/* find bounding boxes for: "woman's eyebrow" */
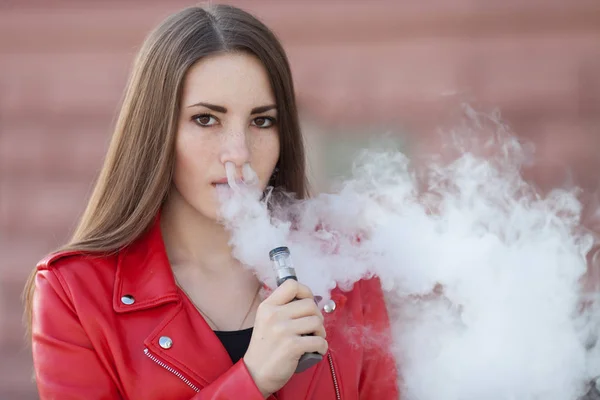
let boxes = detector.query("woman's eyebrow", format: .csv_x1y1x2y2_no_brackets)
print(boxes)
250,105,276,115
187,102,276,115
187,102,227,112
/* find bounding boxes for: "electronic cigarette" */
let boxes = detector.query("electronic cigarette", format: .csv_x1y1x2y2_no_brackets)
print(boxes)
269,246,323,373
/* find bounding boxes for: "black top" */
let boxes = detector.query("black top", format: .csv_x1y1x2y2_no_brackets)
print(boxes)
214,328,253,364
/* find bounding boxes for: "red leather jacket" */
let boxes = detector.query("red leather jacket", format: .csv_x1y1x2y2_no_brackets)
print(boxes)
31,215,399,399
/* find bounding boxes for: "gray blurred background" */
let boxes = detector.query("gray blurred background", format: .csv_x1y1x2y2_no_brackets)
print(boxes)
1,0,600,398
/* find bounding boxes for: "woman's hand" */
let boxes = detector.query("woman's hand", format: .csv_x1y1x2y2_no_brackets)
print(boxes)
243,279,328,397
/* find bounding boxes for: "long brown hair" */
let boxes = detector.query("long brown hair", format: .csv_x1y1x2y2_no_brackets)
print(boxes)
23,4,307,332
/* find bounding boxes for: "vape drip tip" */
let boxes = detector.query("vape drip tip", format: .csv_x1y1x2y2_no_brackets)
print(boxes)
269,246,298,286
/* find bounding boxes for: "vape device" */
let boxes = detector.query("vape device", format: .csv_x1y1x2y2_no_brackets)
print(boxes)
269,246,323,373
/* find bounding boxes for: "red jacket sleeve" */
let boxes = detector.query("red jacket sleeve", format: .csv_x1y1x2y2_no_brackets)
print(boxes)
32,269,123,399
358,277,401,399
31,269,266,400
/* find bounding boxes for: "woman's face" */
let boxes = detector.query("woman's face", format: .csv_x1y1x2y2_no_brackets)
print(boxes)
172,52,280,221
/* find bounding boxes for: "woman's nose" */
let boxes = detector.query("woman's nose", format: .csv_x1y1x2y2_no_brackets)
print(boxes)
219,130,251,168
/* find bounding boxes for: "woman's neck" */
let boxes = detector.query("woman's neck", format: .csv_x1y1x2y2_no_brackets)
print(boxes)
160,188,238,274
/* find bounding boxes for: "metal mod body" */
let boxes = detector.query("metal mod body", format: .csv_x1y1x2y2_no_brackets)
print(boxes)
269,247,323,373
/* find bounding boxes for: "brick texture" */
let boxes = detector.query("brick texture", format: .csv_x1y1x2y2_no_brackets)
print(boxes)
1,1,599,398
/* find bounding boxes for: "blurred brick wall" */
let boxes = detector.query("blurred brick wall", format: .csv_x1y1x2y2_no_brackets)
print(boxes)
1,1,599,398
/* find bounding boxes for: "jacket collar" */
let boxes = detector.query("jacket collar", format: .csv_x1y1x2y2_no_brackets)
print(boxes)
113,213,180,313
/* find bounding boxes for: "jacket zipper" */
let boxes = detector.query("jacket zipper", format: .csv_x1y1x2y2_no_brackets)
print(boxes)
144,348,200,393
327,352,341,400
145,347,339,398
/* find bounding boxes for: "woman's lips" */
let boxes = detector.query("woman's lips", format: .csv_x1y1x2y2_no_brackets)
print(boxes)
212,178,229,184
212,178,244,186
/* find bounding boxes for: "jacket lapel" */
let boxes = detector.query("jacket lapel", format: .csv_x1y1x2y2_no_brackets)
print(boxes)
113,214,233,388
143,301,233,387
112,215,179,313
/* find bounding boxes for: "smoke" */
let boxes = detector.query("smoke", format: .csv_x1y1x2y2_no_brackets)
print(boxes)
217,106,600,400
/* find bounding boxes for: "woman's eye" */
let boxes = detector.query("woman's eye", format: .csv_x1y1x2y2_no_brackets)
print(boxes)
193,114,275,128
193,114,218,127
252,117,276,128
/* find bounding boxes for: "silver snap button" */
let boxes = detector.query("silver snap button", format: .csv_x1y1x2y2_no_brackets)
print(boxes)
323,299,336,314
120,295,135,305
159,336,173,349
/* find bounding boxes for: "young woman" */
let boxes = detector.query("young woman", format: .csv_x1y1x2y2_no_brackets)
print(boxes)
23,4,399,399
